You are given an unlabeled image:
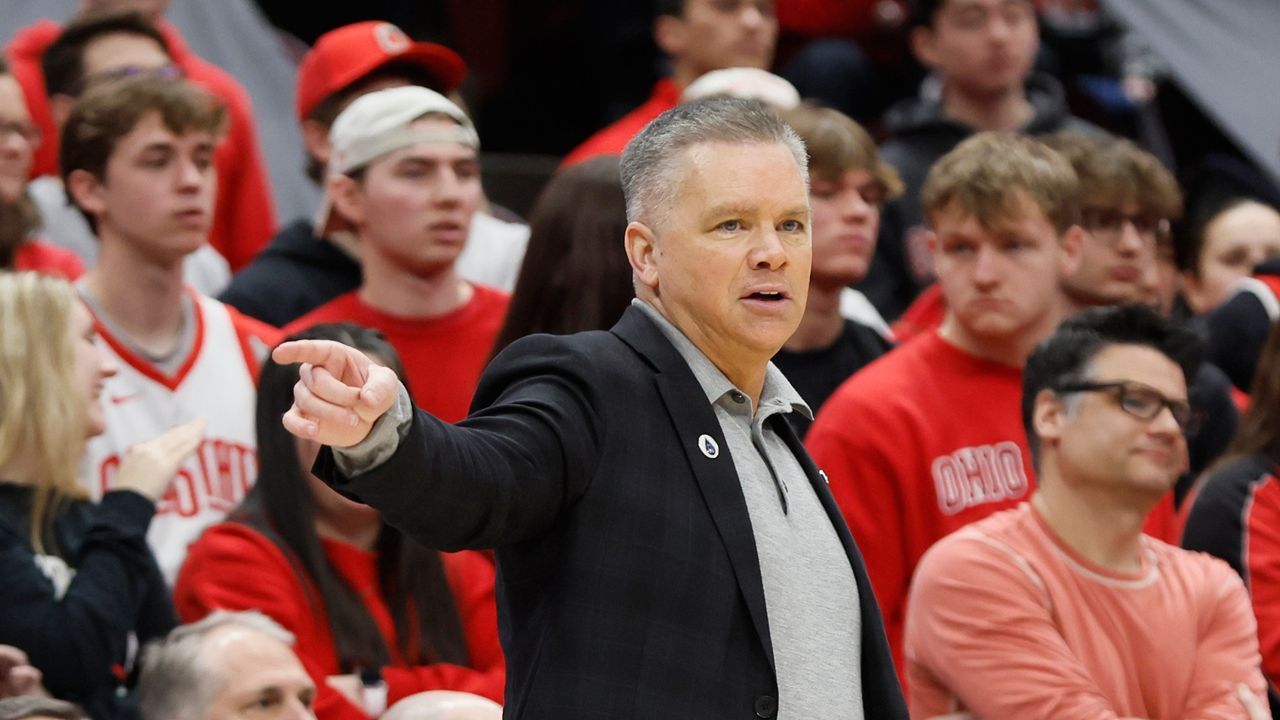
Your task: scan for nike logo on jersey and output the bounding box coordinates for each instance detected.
[109,393,140,405]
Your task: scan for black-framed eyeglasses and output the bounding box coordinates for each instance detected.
[1054,380,1201,434]
[1080,207,1170,244]
[72,64,184,97]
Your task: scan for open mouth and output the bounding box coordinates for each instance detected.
[745,291,786,302]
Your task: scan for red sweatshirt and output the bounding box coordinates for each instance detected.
[175,523,505,720]
[561,79,681,167]
[6,19,276,270]
[283,285,510,424]
[806,331,1179,684]
[13,239,83,279]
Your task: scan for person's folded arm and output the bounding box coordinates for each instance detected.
[1182,561,1269,718]
[906,533,1125,720]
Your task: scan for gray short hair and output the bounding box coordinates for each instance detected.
[135,611,297,720]
[619,96,808,228]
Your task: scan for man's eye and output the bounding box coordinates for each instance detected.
[779,219,804,232]
[858,187,886,207]
[1121,393,1160,416]
[1220,249,1250,268]
[718,220,742,232]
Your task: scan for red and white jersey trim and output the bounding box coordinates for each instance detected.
[81,292,270,584]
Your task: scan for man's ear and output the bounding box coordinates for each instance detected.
[1180,269,1210,313]
[65,168,106,217]
[327,174,365,229]
[50,93,75,130]
[910,26,939,68]
[300,119,332,167]
[625,221,661,293]
[1058,224,1085,278]
[653,14,687,58]
[921,227,940,266]
[1033,388,1066,446]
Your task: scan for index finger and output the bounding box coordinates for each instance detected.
[273,339,371,383]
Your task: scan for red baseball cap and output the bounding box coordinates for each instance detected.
[295,21,467,122]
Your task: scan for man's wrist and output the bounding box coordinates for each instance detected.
[333,382,413,476]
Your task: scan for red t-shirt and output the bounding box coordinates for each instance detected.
[175,523,504,720]
[6,19,276,270]
[12,239,83,279]
[889,282,945,343]
[283,285,510,423]
[561,79,681,167]
[806,331,1179,683]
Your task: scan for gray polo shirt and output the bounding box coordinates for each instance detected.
[336,300,864,717]
[634,300,863,719]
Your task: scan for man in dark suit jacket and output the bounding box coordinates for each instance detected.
[275,95,906,718]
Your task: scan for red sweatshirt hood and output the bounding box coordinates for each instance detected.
[6,20,61,62]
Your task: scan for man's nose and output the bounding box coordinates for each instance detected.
[434,169,465,205]
[750,226,788,269]
[988,14,1015,42]
[739,3,767,29]
[971,244,1003,286]
[175,158,205,190]
[1114,220,1146,255]
[841,189,873,221]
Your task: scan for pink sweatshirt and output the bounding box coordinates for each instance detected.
[906,503,1267,719]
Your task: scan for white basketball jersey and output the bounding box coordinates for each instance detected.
[81,292,268,585]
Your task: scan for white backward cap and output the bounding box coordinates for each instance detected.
[680,67,801,110]
[328,85,479,176]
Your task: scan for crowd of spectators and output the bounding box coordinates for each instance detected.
[1,0,1279,717]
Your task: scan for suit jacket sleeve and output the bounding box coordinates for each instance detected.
[315,333,605,551]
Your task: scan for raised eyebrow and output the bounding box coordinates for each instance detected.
[1119,381,1190,404]
[704,203,756,219]
[394,156,439,170]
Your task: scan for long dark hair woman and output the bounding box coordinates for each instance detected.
[490,156,633,356]
[1183,320,1280,715]
[175,323,503,719]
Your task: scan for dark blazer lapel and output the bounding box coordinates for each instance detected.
[772,416,909,717]
[612,306,776,672]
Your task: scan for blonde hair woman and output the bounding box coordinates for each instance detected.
[0,272,202,720]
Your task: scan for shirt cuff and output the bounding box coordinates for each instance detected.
[332,382,413,476]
